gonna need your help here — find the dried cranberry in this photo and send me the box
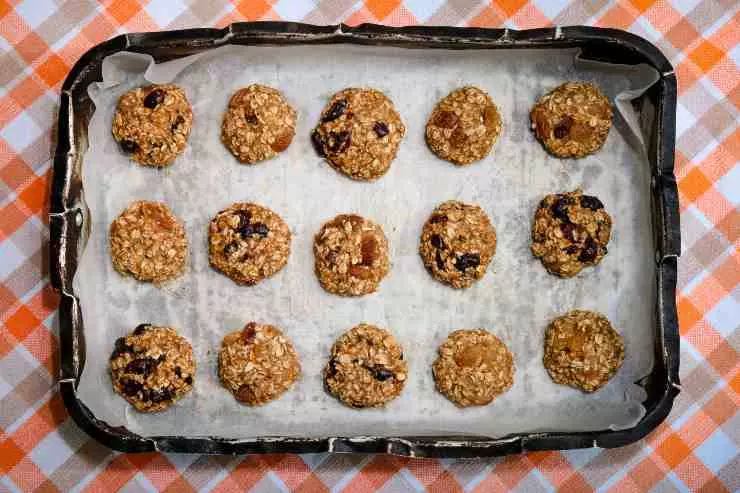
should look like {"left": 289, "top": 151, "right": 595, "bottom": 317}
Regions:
{"left": 125, "top": 358, "right": 155, "bottom": 375}
{"left": 311, "top": 130, "right": 326, "bottom": 157}
{"left": 560, "top": 222, "right": 576, "bottom": 242}
{"left": 553, "top": 116, "right": 572, "bottom": 139}
{"left": 430, "top": 234, "right": 444, "bottom": 249}
{"left": 551, "top": 198, "right": 571, "bottom": 222}
{"left": 143, "top": 88, "right": 165, "bottom": 109}
{"left": 455, "top": 253, "right": 480, "bottom": 272}
{"left": 429, "top": 214, "right": 448, "bottom": 224}
{"left": 120, "top": 140, "right": 138, "bottom": 153}
{"left": 242, "top": 323, "right": 257, "bottom": 343}
{"left": 133, "top": 324, "right": 151, "bottom": 335}
{"left": 435, "top": 251, "right": 446, "bottom": 270}
{"left": 327, "top": 130, "right": 351, "bottom": 153}
{"left": 121, "top": 379, "right": 142, "bottom": 397}
{"left": 578, "top": 237, "right": 598, "bottom": 262}
{"left": 580, "top": 195, "right": 604, "bottom": 211}
{"left": 322, "top": 99, "right": 347, "bottom": 122}
{"left": 373, "top": 121, "right": 389, "bottom": 137}
{"left": 369, "top": 366, "right": 393, "bottom": 381}
{"left": 171, "top": 115, "right": 185, "bottom": 132}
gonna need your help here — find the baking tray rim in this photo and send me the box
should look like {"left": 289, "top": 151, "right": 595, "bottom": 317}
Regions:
{"left": 49, "top": 22, "right": 680, "bottom": 457}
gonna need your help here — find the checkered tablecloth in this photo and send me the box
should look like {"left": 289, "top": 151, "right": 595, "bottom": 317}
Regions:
{"left": 1, "top": 1, "right": 738, "bottom": 491}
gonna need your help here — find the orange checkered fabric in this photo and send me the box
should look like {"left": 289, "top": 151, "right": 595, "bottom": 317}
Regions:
{"left": 1, "top": 1, "right": 738, "bottom": 491}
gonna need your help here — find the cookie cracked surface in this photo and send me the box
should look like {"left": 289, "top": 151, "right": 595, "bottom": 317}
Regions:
{"left": 530, "top": 82, "right": 612, "bottom": 158}
{"left": 221, "top": 84, "right": 297, "bottom": 164}
{"left": 419, "top": 201, "right": 497, "bottom": 289}
{"left": 432, "top": 329, "right": 514, "bottom": 407}
{"left": 426, "top": 86, "right": 502, "bottom": 165}
{"left": 314, "top": 214, "right": 390, "bottom": 296}
{"left": 109, "top": 324, "right": 195, "bottom": 413}
{"left": 112, "top": 84, "right": 193, "bottom": 167}
{"left": 218, "top": 322, "right": 301, "bottom": 406}
{"left": 531, "top": 189, "right": 612, "bottom": 277}
{"left": 312, "top": 88, "right": 405, "bottom": 181}
{"left": 543, "top": 310, "right": 625, "bottom": 392}
{"left": 324, "top": 324, "right": 407, "bottom": 408}
{"left": 208, "top": 203, "right": 291, "bottom": 286}
{"left": 109, "top": 200, "right": 188, "bottom": 284}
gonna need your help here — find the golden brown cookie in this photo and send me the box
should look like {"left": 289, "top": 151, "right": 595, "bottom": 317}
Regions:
{"left": 530, "top": 82, "right": 612, "bottom": 158}
{"left": 531, "top": 189, "right": 612, "bottom": 277}
{"left": 432, "top": 329, "right": 514, "bottom": 407}
{"left": 324, "top": 323, "right": 407, "bottom": 408}
{"left": 314, "top": 214, "right": 390, "bottom": 296}
{"left": 221, "top": 84, "right": 297, "bottom": 164}
{"left": 109, "top": 324, "right": 195, "bottom": 413}
{"left": 311, "top": 88, "right": 405, "bottom": 180}
{"left": 208, "top": 203, "right": 291, "bottom": 286}
{"left": 425, "top": 86, "right": 502, "bottom": 165}
{"left": 218, "top": 322, "right": 301, "bottom": 406}
{"left": 109, "top": 200, "right": 188, "bottom": 284}
{"left": 419, "top": 201, "right": 497, "bottom": 289}
{"left": 112, "top": 84, "right": 193, "bottom": 167}
{"left": 543, "top": 310, "right": 625, "bottom": 392}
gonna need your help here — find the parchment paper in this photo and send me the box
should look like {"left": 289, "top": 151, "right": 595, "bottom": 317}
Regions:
{"left": 74, "top": 44, "right": 660, "bottom": 438}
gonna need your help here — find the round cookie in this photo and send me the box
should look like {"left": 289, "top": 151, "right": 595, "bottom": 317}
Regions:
{"left": 311, "top": 88, "right": 405, "bottom": 181}
{"left": 109, "top": 200, "right": 188, "bottom": 284}
{"left": 314, "top": 214, "right": 390, "bottom": 296}
{"left": 218, "top": 322, "right": 301, "bottom": 406}
{"left": 425, "top": 86, "right": 502, "bottom": 165}
{"left": 208, "top": 202, "right": 291, "bottom": 286}
{"left": 112, "top": 84, "right": 193, "bottom": 167}
{"left": 324, "top": 324, "right": 407, "bottom": 408}
{"left": 221, "top": 84, "right": 297, "bottom": 164}
{"left": 419, "top": 201, "right": 497, "bottom": 289}
{"left": 543, "top": 310, "right": 625, "bottom": 392}
{"left": 432, "top": 329, "right": 514, "bottom": 407}
{"left": 531, "top": 189, "right": 612, "bottom": 277}
{"left": 109, "top": 324, "right": 195, "bottom": 412}
{"left": 530, "top": 82, "right": 612, "bottom": 158}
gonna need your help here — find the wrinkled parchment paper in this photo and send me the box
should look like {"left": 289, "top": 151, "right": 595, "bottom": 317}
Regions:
{"left": 74, "top": 44, "right": 660, "bottom": 438}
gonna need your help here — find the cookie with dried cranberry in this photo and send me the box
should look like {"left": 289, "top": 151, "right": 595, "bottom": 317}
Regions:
{"left": 208, "top": 203, "right": 291, "bottom": 286}
{"left": 425, "top": 86, "right": 502, "bottom": 165}
{"left": 419, "top": 200, "right": 497, "bottom": 289}
{"left": 314, "top": 214, "right": 390, "bottom": 296}
{"left": 218, "top": 322, "right": 301, "bottom": 406}
{"left": 530, "top": 82, "right": 612, "bottom": 158}
{"left": 324, "top": 323, "right": 407, "bottom": 408}
{"left": 109, "top": 200, "right": 188, "bottom": 284}
{"left": 531, "top": 189, "right": 612, "bottom": 277}
{"left": 432, "top": 329, "right": 514, "bottom": 407}
{"left": 311, "top": 88, "right": 405, "bottom": 181}
{"left": 112, "top": 84, "right": 193, "bottom": 166}
{"left": 109, "top": 324, "right": 195, "bottom": 413}
{"left": 543, "top": 310, "right": 624, "bottom": 392}
{"left": 221, "top": 84, "right": 297, "bottom": 164}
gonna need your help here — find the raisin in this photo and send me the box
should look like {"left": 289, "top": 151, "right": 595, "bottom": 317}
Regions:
{"left": 239, "top": 222, "right": 269, "bottom": 239}
{"left": 149, "top": 388, "right": 173, "bottom": 403}
{"left": 171, "top": 115, "right": 185, "bottom": 132}
{"left": 236, "top": 210, "right": 251, "bottom": 228}
{"left": 242, "top": 322, "right": 257, "bottom": 343}
{"left": 244, "top": 112, "right": 259, "bottom": 125}
{"left": 184, "top": 376, "right": 193, "bottom": 385}
{"left": 429, "top": 214, "right": 448, "bottom": 224}
{"left": 327, "top": 130, "right": 351, "bottom": 153}
{"left": 551, "top": 198, "right": 571, "bottom": 222}
{"left": 223, "top": 241, "right": 239, "bottom": 256}
{"left": 430, "top": 234, "right": 444, "bottom": 249}
{"left": 578, "top": 237, "right": 598, "bottom": 262}
{"left": 369, "top": 366, "right": 393, "bottom": 382}
{"left": 125, "top": 358, "right": 155, "bottom": 375}
{"left": 326, "top": 358, "right": 339, "bottom": 377}
{"left": 433, "top": 110, "right": 458, "bottom": 129}
{"left": 553, "top": 116, "right": 573, "bottom": 139}
{"left": 539, "top": 197, "right": 550, "bottom": 209}
{"left": 435, "top": 250, "right": 446, "bottom": 270}
{"left": 323, "top": 99, "right": 347, "bottom": 122}
{"left": 373, "top": 121, "right": 389, "bottom": 137}
{"left": 580, "top": 195, "right": 604, "bottom": 211}
{"left": 174, "top": 367, "right": 182, "bottom": 378}
{"left": 120, "top": 140, "right": 138, "bottom": 153}
{"left": 455, "top": 253, "right": 480, "bottom": 272}
{"left": 311, "top": 130, "right": 326, "bottom": 157}
{"left": 143, "top": 89, "right": 165, "bottom": 109}
{"left": 120, "top": 379, "right": 142, "bottom": 396}
{"left": 133, "top": 324, "right": 151, "bottom": 335}
{"left": 564, "top": 245, "right": 579, "bottom": 255}
{"left": 110, "top": 337, "right": 134, "bottom": 360}
{"left": 560, "top": 222, "right": 576, "bottom": 242}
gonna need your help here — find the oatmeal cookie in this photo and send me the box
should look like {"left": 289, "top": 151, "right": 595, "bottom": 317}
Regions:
{"left": 209, "top": 203, "right": 291, "bottom": 286}
{"left": 419, "top": 201, "right": 497, "bottom": 289}
{"left": 324, "top": 323, "right": 407, "bottom": 408}
{"left": 425, "top": 86, "right": 502, "bottom": 165}
{"left": 314, "top": 214, "right": 390, "bottom": 296}
{"left": 531, "top": 189, "right": 612, "bottom": 277}
{"left": 432, "top": 329, "right": 514, "bottom": 407}
{"left": 112, "top": 84, "right": 193, "bottom": 166}
{"left": 311, "top": 88, "right": 405, "bottom": 181}
{"left": 109, "top": 324, "right": 195, "bottom": 412}
{"left": 218, "top": 322, "right": 301, "bottom": 406}
{"left": 221, "top": 84, "right": 297, "bottom": 164}
{"left": 109, "top": 200, "right": 188, "bottom": 284}
{"left": 543, "top": 310, "right": 625, "bottom": 392}
{"left": 530, "top": 82, "right": 612, "bottom": 158}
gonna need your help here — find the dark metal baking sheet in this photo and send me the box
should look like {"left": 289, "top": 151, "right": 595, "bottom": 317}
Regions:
{"left": 50, "top": 22, "right": 680, "bottom": 457}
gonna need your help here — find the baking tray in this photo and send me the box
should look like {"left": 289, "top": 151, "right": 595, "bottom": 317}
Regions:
{"left": 49, "top": 22, "right": 680, "bottom": 457}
